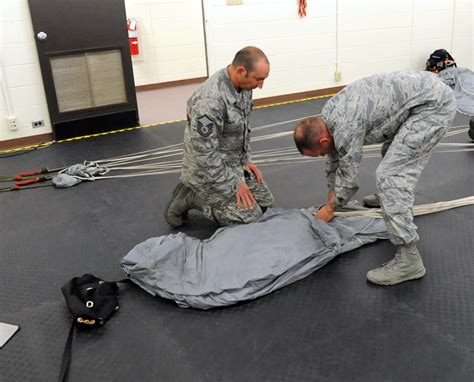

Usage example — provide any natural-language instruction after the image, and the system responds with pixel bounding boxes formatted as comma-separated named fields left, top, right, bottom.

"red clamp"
left=15, top=167, right=49, bottom=180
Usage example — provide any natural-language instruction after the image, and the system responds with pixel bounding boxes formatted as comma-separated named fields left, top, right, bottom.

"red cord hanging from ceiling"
left=298, top=0, right=307, bottom=17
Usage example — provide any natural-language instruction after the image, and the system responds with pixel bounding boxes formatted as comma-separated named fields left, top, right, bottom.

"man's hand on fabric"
left=315, top=203, right=335, bottom=222
left=245, top=163, right=264, bottom=183
left=236, top=180, right=256, bottom=209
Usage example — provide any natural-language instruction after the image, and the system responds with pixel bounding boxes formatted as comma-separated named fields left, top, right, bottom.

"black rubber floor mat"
left=1, top=99, right=473, bottom=381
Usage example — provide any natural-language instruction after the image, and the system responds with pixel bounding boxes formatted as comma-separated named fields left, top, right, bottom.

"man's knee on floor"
left=213, top=203, right=263, bottom=226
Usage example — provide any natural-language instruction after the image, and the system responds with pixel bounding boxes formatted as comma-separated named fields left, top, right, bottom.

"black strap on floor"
left=58, top=278, right=131, bottom=382
left=58, top=322, right=75, bottom=382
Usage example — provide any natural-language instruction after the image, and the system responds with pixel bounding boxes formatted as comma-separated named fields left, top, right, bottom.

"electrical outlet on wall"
left=226, top=0, right=243, bottom=5
left=7, top=117, right=17, bottom=131
left=335, top=71, right=342, bottom=81
left=32, top=120, right=45, bottom=128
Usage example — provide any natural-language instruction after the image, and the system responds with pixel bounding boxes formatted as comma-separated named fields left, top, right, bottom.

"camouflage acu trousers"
left=200, top=172, right=274, bottom=226
left=376, top=92, right=456, bottom=246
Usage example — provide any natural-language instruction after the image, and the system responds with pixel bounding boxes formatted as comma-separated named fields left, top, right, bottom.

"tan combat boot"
left=367, top=243, right=426, bottom=285
left=164, top=183, right=201, bottom=228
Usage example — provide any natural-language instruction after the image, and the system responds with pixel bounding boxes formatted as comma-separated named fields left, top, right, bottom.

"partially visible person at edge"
left=165, top=46, right=274, bottom=228
left=294, top=70, right=456, bottom=286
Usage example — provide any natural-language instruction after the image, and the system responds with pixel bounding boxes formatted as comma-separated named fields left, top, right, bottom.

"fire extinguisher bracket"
left=127, top=17, right=140, bottom=56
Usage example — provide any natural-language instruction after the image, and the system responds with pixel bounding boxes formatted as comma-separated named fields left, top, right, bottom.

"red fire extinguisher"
left=127, top=18, right=139, bottom=56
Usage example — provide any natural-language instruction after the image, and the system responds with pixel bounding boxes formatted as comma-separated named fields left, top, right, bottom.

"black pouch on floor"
left=59, top=274, right=129, bottom=382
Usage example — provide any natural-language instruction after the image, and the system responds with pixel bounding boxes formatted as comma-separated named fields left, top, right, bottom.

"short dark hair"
left=294, top=117, right=325, bottom=154
left=232, top=46, right=269, bottom=72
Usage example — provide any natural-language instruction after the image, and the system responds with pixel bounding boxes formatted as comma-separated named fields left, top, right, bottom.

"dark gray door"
left=28, top=0, right=139, bottom=140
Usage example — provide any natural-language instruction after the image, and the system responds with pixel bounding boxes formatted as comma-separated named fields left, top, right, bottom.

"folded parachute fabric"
left=438, top=66, right=474, bottom=116
left=52, top=164, right=108, bottom=188
left=121, top=207, right=389, bottom=310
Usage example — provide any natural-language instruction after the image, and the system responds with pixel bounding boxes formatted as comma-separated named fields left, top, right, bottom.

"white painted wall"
left=0, top=0, right=472, bottom=142
left=0, top=0, right=52, bottom=141
left=203, top=0, right=473, bottom=99
left=124, top=0, right=207, bottom=86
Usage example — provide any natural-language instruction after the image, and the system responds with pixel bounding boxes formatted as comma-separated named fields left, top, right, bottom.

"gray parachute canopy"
left=121, top=207, right=389, bottom=310
left=438, top=66, right=474, bottom=116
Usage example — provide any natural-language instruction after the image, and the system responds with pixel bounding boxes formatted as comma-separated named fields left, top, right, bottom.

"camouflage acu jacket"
left=181, top=68, right=253, bottom=202
left=322, top=70, right=454, bottom=206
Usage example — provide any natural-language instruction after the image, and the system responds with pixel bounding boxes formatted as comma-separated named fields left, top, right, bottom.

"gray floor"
left=0, top=97, right=473, bottom=381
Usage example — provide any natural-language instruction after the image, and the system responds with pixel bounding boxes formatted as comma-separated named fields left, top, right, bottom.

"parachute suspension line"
left=1, top=118, right=471, bottom=188
left=251, top=114, right=322, bottom=132
left=334, top=196, right=474, bottom=219
left=95, top=142, right=184, bottom=164
left=75, top=143, right=474, bottom=175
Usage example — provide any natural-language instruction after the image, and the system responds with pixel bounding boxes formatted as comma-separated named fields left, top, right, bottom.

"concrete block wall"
left=203, top=0, right=338, bottom=98
left=0, top=0, right=472, bottom=142
left=0, top=0, right=52, bottom=141
left=124, top=0, right=208, bottom=86
left=203, top=0, right=472, bottom=99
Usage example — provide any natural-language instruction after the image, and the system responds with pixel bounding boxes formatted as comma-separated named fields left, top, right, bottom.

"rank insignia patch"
left=338, top=146, right=348, bottom=157
left=196, top=115, right=214, bottom=137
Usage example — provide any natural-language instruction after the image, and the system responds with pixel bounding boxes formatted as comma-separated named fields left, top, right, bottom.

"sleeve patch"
left=196, top=115, right=214, bottom=137
left=337, top=146, right=348, bottom=157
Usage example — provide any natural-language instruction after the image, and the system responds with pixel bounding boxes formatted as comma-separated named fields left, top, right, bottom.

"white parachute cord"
left=250, top=123, right=469, bottom=145
left=252, top=146, right=296, bottom=154
left=434, top=142, right=474, bottom=147
left=252, top=131, right=293, bottom=142
left=95, top=147, right=183, bottom=166
left=95, top=142, right=184, bottom=164
left=60, top=121, right=472, bottom=177
left=252, top=149, right=300, bottom=159
left=107, top=163, right=182, bottom=171
left=444, top=127, right=469, bottom=137
left=90, top=168, right=181, bottom=179
left=95, top=113, right=319, bottom=164
left=84, top=123, right=471, bottom=169
left=434, top=148, right=474, bottom=154
left=89, top=114, right=319, bottom=165
left=82, top=142, right=472, bottom=175
left=255, top=157, right=325, bottom=166
left=333, top=196, right=474, bottom=219
left=104, top=153, right=183, bottom=168
left=251, top=114, right=321, bottom=132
